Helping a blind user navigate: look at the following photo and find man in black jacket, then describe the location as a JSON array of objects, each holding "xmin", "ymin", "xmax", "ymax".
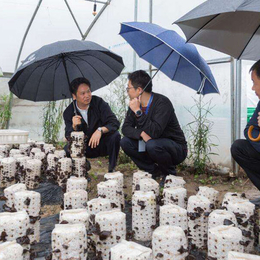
[
  {"xmin": 231, "ymin": 60, "xmax": 260, "ymax": 195},
  {"xmin": 63, "ymin": 77, "xmax": 121, "ymax": 172},
  {"xmin": 120, "ymin": 70, "xmax": 187, "ymax": 178}
]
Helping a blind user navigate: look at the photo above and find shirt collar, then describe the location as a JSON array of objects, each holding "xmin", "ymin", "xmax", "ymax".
[{"xmin": 76, "ymin": 101, "xmax": 89, "ymax": 113}]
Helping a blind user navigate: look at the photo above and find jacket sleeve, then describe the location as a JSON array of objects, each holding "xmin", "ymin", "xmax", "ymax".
[
  {"xmin": 244, "ymin": 101, "xmax": 260, "ymax": 152},
  {"xmin": 63, "ymin": 110, "xmax": 74, "ymax": 140},
  {"xmin": 100, "ymin": 99, "xmax": 120, "ymax": 133},
  {"xmin": 122, "ymin": 108, "xmax": 143, "ymax": 139},
  {"xmin": 135, "ymin": 99, "xmax": 172, "ymax": 139}
]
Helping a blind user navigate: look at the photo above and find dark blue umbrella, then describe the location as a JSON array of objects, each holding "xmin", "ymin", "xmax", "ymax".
[
  {"xmin": 8, "ymin": 39, "xmax": 124, "ymax": 115},
  {"xmin": 9, "ymin": 39, "xmax": 124, "ymax": 102},
  {"xmin": 119, "ymin": 22, "xmax": 219, "ymax": 95}
]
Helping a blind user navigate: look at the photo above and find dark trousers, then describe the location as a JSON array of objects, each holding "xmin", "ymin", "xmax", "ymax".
[
  {"xmin": 120, "ymin": 137, "xmax": 187, "ymax": 176},
  {"xmin": 64, "ymin": 131, "xmax": 121, "ymax": 172},
  {"xmin": 231, "ymin": 139, "xmax": 260, "ymax": 191}
]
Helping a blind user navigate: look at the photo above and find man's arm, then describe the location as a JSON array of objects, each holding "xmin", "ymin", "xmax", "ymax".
[
  {"xmin": 122, "ymin": 108, "xmax": 142, "ymax": 139},
  {"xmin": 88, "ymin": 99, "xmax": 119, "ymax": 149},
  {"xmin": 244, "ymin": 102, "xmax": 260, "ymax": 139},
  {"xmin": 136, "ymin": 100, "xmax": 172, "ymax": 139}
]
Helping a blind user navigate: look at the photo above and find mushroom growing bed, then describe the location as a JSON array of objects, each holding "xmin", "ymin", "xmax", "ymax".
[{"xmin": 0, "ymin": 136, "xmax": 260, "ymax": 259}]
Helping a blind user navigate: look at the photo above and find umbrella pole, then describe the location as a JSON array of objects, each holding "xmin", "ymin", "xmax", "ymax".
[
  {"xmin": 197, "ymin": 77, "xmax": 206, "ymax": 94},
  {"xmin": 139, "ymin": 50, "xmax": 173, "ymax": 96},
  {"xmin": 61, "ymin": 55, "xmax": 77, "ymax": 115}
]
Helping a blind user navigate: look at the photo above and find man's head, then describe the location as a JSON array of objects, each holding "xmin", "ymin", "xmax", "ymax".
[
  {"xmin": 250, "ymin": 60, "xmax": 260, "ymax": 99},
  {"xmin": 127, "ymin": 70, "xmax": 152, "ymax": 99},
  {"xmin": 70, "ymin": 77, "xmax": 92, "ymax": 107}
]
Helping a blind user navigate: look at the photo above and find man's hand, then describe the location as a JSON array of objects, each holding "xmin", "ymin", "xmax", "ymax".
[
  {"xmin": 88, "ymin": 130, "xmax": 102, "ymax": 149},
  {"xmin": 258, "ymin": 112, "xmax": 260, "ymax": 127},
  {"xmin": 129, "ymin": 97, "xmax": 141, "ymax": 113},
  {"xmin": 72, "ymin": 115, "xmax": 82, "ymax": 130},
  {"xmin": 141, "ymin": 131, "xmax": 152, "ymax": 142}
]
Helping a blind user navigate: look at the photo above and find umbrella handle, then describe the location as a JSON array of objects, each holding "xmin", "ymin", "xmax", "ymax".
[{"xmin": 248, "ymin": 125, "xmax": 260, "ymax": 142}]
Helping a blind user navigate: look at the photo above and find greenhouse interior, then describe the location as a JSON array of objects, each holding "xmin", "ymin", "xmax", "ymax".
[{"xmin": 1, "ymin": 0, "xmax": 260, "ymax": 259}]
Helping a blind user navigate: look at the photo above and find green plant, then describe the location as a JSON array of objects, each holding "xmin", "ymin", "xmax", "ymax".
[
  {"xmin": 55, "ymin": 141, "xmax": 67, "ymax": 149},
  {"xmin": 0, "ymin": 94, "xmax": 12, "ymax": 129},
  {"xmin": 104, "ymin": 75, "xmax": 129, "ymax": 130},
  {"xmin": 89, "ymin": 171, "xmax": 98, "ymax": 180},
  {"xmin": 103, "ymin": 76, "xmax": 132, "ymax": 164},
  {"xmin": 97, "ymin": 160, "xmax": 103, "ymax": 166},
  {"xmin": 186, "ymin": 95, "xmax": 218, "ymax": 175},
  {"xmin": 42, "ymin": 100, "xmax": 67, "ymax": 145}
]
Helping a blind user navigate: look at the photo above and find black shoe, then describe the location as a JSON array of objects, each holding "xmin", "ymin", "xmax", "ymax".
[
  {"xmin": 249, "ymin": 197, "xmax": 260, "ymax": 207},
  {"xmin": 159, "ymin": 175, "xmax": 166, "ymax": 188},
  {"xmin": 86, "ymin": 159, "xmax": 91, "ymax": 172},
  {"xmin": 150, "ymin": 165, "xmax": 162, "ymax": 180}
]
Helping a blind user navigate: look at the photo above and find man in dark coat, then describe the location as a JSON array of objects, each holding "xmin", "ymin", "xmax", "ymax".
[
  {"xmin": 120, "ymin": 70, "xmax": 187, "ymax": 178},
  {"xmin": 63, "ymin": 77, "xmax": 121, "ymax": 172},
  {"xmin": 231, "ymin": 60, "xmax": 260, "ymax": 196}
]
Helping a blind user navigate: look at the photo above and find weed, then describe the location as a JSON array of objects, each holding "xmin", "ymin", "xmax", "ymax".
[
  {"xmin": 186, "ymin": 95, "xmax": 218, "ymax": 175},
  {"xmin": 103, "ymin": 76, "xmax": 132, "ymax": 165},
  {"xmin": 97, "ymin": 160, "xmax": 103, "ymax": 166},
  {"xmin": 42, "ymin": 100, "xmax": 68, "ymax": 145},
  {"xmin": 89, "ymin": 171, "xmax": 98, "ymax": 181},
  {"xmin": 0, "ymin": 94, "xmax": 12, "ymax": 129}
]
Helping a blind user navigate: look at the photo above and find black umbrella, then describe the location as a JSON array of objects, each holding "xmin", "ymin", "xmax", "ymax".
[
  {"xmin": 8, "ymin": 39, "xmax": 124, "ymax": 113},
  {"xmin": 175, "ymin": 0, "xmax": 260, "ymax": 60}
]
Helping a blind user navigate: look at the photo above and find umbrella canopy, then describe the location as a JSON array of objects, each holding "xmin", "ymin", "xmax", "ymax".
[
  {"xmin": 175, "ymin": 0, "xmax": 260, "ymax": 60},
  {"xmin": 9, "ymin": 39, "xmax": 124, "ymax": 101},
  {"xmin": 119, "ymin": 22, "xmax": 219, "ymax": 95}
]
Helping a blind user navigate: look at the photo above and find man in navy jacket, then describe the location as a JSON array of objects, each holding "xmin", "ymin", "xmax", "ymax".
[
  {"xmin": 63, "ymin": 77, "xmax": 120, "ymax": 172},
  {"xmin": 231, "ymin": 60, "xmax": 260, "ymax": 193},
  {"xmin": 121, "ymin": 70, "xmax": 187, "ymax": 178}
]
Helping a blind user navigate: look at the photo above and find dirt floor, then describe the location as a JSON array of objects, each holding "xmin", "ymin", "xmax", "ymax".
[{"xmin": 41, "ymin": 156, "xmax": 260, "ymax": 217}]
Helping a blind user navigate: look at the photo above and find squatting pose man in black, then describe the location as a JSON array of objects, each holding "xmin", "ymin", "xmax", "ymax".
[
  {"xmin": 121, "ymin": 70, "xmax": 187, "ymax": 178},
  {"xmin": 231, "ymin": 60, "xmax": 260, "ymax": 198},
  {"xmin": 63, "ymin": 77, "xmax": 121, "ymax": 172}
]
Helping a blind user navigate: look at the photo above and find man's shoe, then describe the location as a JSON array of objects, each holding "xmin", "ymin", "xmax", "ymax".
[
  {"xmin": 249, "ymin": 197, "xmax": 260, "ymax": 207},
  {"xmin": 86, "ymin": 159, "xmax": 91, "ymax": 172},
  {"xmin": 150, "ymin": 165, "xmax": 162, "ymax": 180},
  {"xmin": 157, "ymin": 175, "xmax": 166, "ymax": 188}
]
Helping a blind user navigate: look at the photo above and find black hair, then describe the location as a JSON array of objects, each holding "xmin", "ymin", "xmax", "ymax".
[
  {"xmin": 250, "ymin": 60, "xmax": 260, "ymax": 78},
  {"xmin": 70, "ymin": 77, "xmax": 91, "ymax": 95},
  {"xmin": 128, "ymin": 70, "xmax": 152, "ymax": 93}
]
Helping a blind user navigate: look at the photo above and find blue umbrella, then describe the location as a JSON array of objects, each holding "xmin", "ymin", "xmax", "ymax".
[{"xmin": 119, "ymin": 22, "xmax": 219, "ymax": 95}]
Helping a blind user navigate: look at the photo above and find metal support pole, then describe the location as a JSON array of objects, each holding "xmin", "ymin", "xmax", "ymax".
[
  {"xmin": 236, "ymin": 60, "xmax": 242, "ymax": 141},
  {"xmin": 230, "ymin": 59, "xmax": 242, "ymax": 176},
  {"xmin": 64, "ymin": 0, "xmax": 84, "ymax": 39},
  {"xmin": 85, "ymin": 0, "xmax": 107, "ymax": 4},
  {"xmin": 7, "ymin": 0, "xmax": 43, "ymax": 129},
  {"xmin": 206, "ymin": 57, "xmax": 232, "ymax": 65},
  {"xmin": 133, "ymin": 0, "xmax": 138, "ymax": 71},
  {"xmin": 233, "ymin": 59, "xmax": 242, "ymax": 175},
  {"xmin": 82, "ymin": 0, "xmax": 111, "ymax": 40},
  {"xmin": 230, "ymin": 58, "xmax": 237, "ymax": 175}
]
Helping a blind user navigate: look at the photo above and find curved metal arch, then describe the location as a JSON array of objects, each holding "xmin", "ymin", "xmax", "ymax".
[
  {"xmin": 7, "ymin": 0, "xmax": 43, "ymax": 128},
  {"xmin": 7, "ymin": 0, "xmax": 112, "ymax": 128}
]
